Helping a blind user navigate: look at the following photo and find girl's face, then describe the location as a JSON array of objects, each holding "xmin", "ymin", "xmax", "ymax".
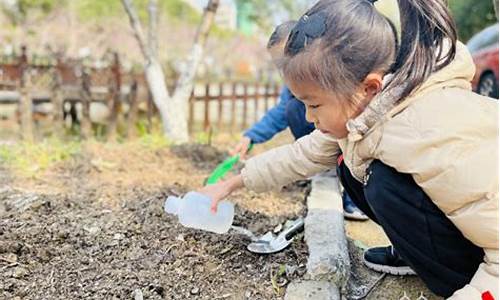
[{"xmin": 286, "ymin": 74, "xmax": 382, "ymax": 139}]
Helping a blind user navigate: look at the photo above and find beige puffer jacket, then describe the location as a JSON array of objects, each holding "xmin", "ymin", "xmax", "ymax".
[{"xmin": 241, "ymin": 42, "xmax": 499, "ymax": 299}]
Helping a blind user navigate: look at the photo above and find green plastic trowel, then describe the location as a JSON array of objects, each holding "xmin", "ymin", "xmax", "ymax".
[{"xmin": 205, "ymin": 144, "xmax": 253, "ymax": 185}]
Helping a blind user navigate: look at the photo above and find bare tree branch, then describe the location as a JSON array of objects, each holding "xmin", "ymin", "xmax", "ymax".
[
  {"xmin": 193, "ymin": 0, "xmax": 220, "ymax": 48},
  {"xmin": 174, "ymin": 0, "xmax": 220, "ymax": 99},
  {"xmin": 121, "ymin": 0, "xmax": 151, "ymax": 61},
  {"xmin": 148, "ymin": 0, "xmax": 159, "ymax": 59}
]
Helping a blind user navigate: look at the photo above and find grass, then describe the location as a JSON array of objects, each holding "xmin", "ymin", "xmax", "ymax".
[{"xmin": 0, "ymin": 137, "xmax": 81, "ymax": 177}]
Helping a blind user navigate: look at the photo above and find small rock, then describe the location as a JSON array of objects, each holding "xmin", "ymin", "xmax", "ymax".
[
  {"xmin": 57, "ymin": 232, "xmax": 69, "ymax": 240},
  {"xmin": 83, "ymin": 226, "xmax": 101, "ymax": 236},
  {"xmin": 273, "ymin": 223, "xmax": 283, "ymax": 233},
  {"xmin": 2, "ymin": 253, "xmax": 18, "ymax": 263},
  {"xmin": 284, "ymin": 220, "xmax": 296, "ymax": 229},
  {"xmin": 190, "ymin": 287, "xmax": 200, "ymax": 295},
  {"xmin": 176, "ymin": 234, "xmax": 185, "ymax": 242},
  {"xmin": 113, "ymin": 233, "xmax": 125, "ymax": 240},
  {"xmin": 12, "ymin": 267, "xmax": 29, "ymax": 279},
  {"xmin": 245, "ymin": 290, "xmax": 252, "ymax": 298},
  {"xmin": 133, "ymin": 289, "xmax": 143, "ymax": 300},
  {"xmin": 286, "ymin": 265, "xmax": 298, "ymax": 277}
]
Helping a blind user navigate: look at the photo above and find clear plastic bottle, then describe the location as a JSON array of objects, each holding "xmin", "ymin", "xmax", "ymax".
[{"xmin": 164, "ymin": 192, "xmax": 234, "ymax": 234}]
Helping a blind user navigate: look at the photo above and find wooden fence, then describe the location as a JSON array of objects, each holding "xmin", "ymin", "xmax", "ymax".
[
  {"xmin": 0, "ymin": 46, "xmax": 281, "ymax": 139},
  {"xmin": 188, "ymin": 82, "xmax": 280, "ymax": 132}
]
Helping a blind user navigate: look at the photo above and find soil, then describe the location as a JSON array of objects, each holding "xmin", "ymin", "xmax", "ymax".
[
  {"xmin": 0, "ymin": 137, "xmax": 442, "ymax": 300},
  {"xmin": 0, "ymin": 141, "xmax": 308, "ymax": 300}
]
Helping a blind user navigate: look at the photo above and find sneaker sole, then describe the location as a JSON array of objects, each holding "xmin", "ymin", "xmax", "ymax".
[
  {"xmin": 344, "ymin": 212, "xmax": 369, "ymax": 221},
  {"xmin": 363, "ymin": 259, "xmax": 417, "ymax": 276}
]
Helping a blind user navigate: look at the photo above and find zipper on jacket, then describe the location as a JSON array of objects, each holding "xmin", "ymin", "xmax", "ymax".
[{"xmin": 363, "ymin": 170, "xmax": 373, "ymax": 186}]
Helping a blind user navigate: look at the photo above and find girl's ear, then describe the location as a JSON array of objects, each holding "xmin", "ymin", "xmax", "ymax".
[{"xmin": 363, "ymin": 73, "xmax": 384, "ymax": 99}]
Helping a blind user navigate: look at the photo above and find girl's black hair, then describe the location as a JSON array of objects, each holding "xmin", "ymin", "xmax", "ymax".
[
  {"xmin": 281, "ymin": 0, "xmax": 457, "ymax": 102},
  {"xmin": 388, "ymin": 0, "xmax": 457, "ymax": 99}
]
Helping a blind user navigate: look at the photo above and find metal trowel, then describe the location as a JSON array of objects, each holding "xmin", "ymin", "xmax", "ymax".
[{"xmin": 246, "ymin": 218, "xmax": 304, "ymax": 254}]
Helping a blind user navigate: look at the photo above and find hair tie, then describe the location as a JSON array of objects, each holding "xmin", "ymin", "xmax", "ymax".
[{"xmin": 286, "ymin": 12, "xmax": 327, "ymax": 56}]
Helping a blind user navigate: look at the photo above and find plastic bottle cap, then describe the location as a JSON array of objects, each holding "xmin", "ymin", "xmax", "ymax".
[{"xmin": 164, "ymin": 196, "xmax": 181, "ymax": 215}]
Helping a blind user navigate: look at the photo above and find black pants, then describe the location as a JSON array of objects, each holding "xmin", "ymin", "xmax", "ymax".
[{"xmin": 338, "ymin": 160, "xmax": 484, "ymax": 297}]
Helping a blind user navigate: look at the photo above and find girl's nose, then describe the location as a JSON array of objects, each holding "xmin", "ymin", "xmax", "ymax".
[{"xmin": 305, "ymin": 108, "xmax": 315, "ymax": 124}]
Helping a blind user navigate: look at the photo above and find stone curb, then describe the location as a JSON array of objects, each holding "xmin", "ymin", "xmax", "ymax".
[{"xmin": 285, "ymin": 175, "xmax": 350, "ymax": 300}]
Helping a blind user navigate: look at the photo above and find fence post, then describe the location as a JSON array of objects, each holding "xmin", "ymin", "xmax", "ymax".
[
  {"xmin": 230, "ymin": 82, "xmax": 237, "ymax": 132},
  {"xmin": 242, "ymin": 82, "xmax": 248, "ymax": 130},
  {"xmin": 254, "ymin": 82, "xmax": 259, "ymax": 123},
  {"xmin": 18, "ymin": 45, "xmax": 34, "ymax": 142},
  {"xmin": 51, "ymin": 54, "xmax": 65, "ymax": 138},
  {"xmin": 217, "ymin": 82, "xmax": 224, "ymax": 130},
  {"xmin": 203, "ymin": 83, "xmax": 210, "ymax": 131},
  {"xmin": 79, "ymin": 66, "xmax": 92, "ymax": 139},
  {"xmin": 126, "ymin": 79, "xmax": 139, "ymax": 138},
  {"xmin": 107, "ymin": 52, "xmax": 121, "ymax": 140},
  {"xmin": 264, "ymin": 82, "xmax": 270, "ymax": 113}
]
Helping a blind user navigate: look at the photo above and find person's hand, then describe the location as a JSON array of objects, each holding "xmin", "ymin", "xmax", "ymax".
[
  {"xmin": 229, "ymin": 136, "xmax": 252, "ymax": 160},
  {"xmin": 198, "ymin": 175, "xmax": 244, "ymax": 213}
]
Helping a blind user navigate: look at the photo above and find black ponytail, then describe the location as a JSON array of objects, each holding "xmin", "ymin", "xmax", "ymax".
[{"xmin": 388, "ymin": 0, "xmax": 458, "ymax": 99}]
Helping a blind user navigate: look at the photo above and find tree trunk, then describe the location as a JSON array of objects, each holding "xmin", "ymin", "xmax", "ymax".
[
  {"xmin": 148, "ymin": 0, "xmax": 159, "ymax": 59},
  {"xmin": 121, "ymin": 0, "xmax": 219, "ymax": 143},
  {"xmin": 144, "ymin": 59, "xmax": 190, "ymax": 142}
]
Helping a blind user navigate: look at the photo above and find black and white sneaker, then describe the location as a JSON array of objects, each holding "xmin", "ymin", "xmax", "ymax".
[{"xmin": 363, "ymin": 246, "xmax": 417, "ymax": 276}]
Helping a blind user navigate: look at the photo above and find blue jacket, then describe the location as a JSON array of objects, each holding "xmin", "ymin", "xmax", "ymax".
[{"xmin": 244, "ymin": 86, "xmax": 315, "ymax": 143}]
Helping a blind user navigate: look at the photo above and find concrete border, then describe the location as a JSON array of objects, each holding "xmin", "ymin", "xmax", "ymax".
[{"xmin": 285, "ymin": 175, "xmax": 350, "ymax": 300}]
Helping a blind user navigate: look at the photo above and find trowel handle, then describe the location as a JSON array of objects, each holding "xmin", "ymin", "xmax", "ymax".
[{"xmin": 282, "ymin": 218, "xmax": 304, "ymax": 240}]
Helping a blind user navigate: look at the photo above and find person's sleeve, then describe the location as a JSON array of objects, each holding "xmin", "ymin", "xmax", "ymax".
[
  {"xmin": 241, "ymin": 130, "xmax": 341, "ymax": 192},
  {"xmin": 243, "ymin": 87, "xmax": 290, "ymax": 144}
]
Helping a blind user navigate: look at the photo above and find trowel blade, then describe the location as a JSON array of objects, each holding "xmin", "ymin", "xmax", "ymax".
[{"xmin": 246, "ymin": 235, "xmax": 294, "ymax": 254}]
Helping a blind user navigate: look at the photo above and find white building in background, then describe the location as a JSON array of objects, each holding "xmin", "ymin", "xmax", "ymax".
[
  {"xmin": 215, "ymin": 2, "xmax": 237, "ymax": 30},
  {"xmin": 183, "ymin": 0, "xmax": 237, "ymax": 30}
]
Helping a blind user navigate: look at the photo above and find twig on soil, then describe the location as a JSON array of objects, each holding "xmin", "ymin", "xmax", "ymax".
[
  {"xmin": 219, "ymin": 246, "xmax": 233, "ymax": 255},
  {"xmin": 0, "ymin": 255, "xmax": 16, "ymax": 264},
  {"xmin": 214, "ymin": 293, "xmax": 232, "ymax": 299},
  {"xmin": 0, "ymin": 262, "xmax": 18, "ymax": 270},
  {"xmin": 165, "ymin": 243, "xmax": 178, "ymax": 254}
]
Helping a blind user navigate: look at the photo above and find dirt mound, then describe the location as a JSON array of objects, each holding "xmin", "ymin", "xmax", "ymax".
[{"xmin": 171, "ymin": 144, "xmax": 228, "ymax": 171}]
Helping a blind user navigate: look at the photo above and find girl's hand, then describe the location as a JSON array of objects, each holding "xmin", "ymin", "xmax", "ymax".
[
  {"xmin": 229, "ymin": 136, "xmax": 252, "ymax": 160},
  {"xmin": 198, "ymin": 175, "xmax": 244, "ymax": 213}
]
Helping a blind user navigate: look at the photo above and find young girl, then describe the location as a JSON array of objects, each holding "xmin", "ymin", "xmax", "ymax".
[{"xmin": 201, "ymin": 0, "xmax": 498, "ymax": 298}]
